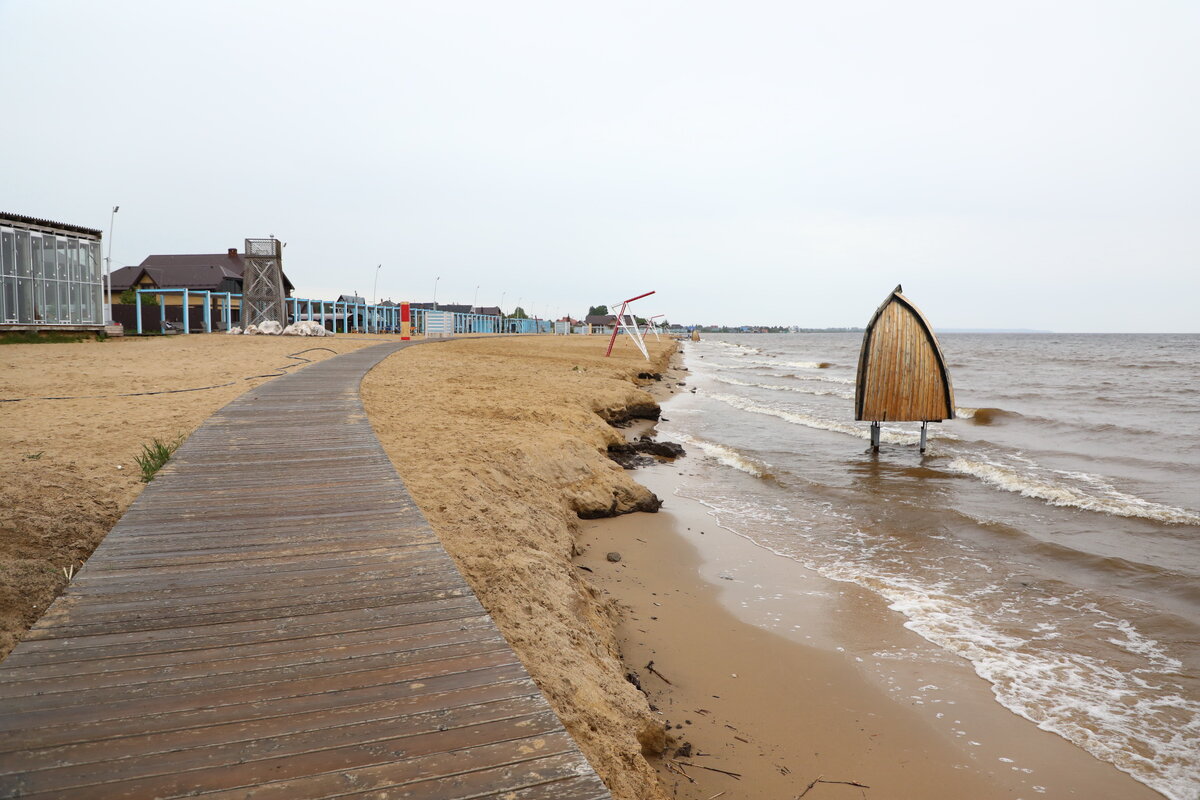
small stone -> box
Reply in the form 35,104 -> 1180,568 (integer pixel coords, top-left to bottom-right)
606,552 -> 622,563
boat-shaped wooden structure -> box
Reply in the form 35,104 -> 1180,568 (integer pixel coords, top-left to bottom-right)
855,285 -> 954,450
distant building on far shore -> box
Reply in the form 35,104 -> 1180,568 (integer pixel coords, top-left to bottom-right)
1,212 -> 104,331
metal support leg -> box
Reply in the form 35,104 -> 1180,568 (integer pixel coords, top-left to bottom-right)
920,421 -> 928,453
870,421 -> 881,452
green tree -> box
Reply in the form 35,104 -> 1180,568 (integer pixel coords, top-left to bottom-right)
586,305 -> 608,317
119,288 -> 158,306
511,306 -> 529,319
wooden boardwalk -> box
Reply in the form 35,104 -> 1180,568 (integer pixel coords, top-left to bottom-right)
0,342 -> 611,799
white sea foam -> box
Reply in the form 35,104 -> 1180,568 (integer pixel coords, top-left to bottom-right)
744,369 -> 859,383
675,433 -> 774,479
946,458 -> 1200,526
712,374 -> 854,400
709,393 -> 957,445
742,357 -> 831,369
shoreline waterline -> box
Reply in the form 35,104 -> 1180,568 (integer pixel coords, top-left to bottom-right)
642,333 -> 1198,798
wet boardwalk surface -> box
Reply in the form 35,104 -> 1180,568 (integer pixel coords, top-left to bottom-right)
0,342 -> 610,799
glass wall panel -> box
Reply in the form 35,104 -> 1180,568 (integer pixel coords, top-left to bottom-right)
42,236 -> 59,322
68,278 -> 80,323
53,236 -> 66,280
81,240 -> 96,323
71,238 -> 80,321
30,236 -> 43,280
1,230 -> 14,322
88,242 -> 103,323
56,239 -> 69,322
68,240 -> 79,283
29,236 -> 45,322
0,230 -> 11,277
16,230 -> 33,323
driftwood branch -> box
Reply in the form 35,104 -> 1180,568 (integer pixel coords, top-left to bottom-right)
797,775 -> 871,797
665,761 -> 695,783
645,660 -> 673,685
675,761 -> 741,779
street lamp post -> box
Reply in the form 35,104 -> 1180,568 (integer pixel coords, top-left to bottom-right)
104,205 -> 119,324
473,285 -> 479,312
433,276 -> 441,310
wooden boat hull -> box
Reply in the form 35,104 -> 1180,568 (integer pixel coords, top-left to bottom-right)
855,285 -> 955,422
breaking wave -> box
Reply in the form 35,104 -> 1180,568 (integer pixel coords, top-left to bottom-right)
742,358 -> 833,370
676,433 -> 775,479
708,393 -> 957,446
712,375 -> 854,400
956,406 -> 1020,425
946,458 -> 1200,526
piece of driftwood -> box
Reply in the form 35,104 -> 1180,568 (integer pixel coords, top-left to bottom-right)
646,660 -> 674,685
797,775 -> 872,797
676,761 -> 742,779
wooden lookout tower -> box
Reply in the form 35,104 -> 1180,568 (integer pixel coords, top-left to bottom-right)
855,285 -> 955,452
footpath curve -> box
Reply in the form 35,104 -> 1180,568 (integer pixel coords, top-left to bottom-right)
0,341 -> 611,799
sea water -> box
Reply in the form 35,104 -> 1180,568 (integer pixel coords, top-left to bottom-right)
657,333 -> 1200,799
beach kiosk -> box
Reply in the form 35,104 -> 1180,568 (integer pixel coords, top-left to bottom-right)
855,285 -> 955,453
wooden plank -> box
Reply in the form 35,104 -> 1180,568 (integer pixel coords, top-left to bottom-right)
6,596 -> 487,663
0,615 -> 498,684
0,671 -> 538,754
0,342 -> 610,799
12,706 -> 564,795
2,628 -> 508,699
10,687 -> 547,771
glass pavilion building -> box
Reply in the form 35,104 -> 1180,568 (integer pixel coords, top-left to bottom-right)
1,213 -> 104,328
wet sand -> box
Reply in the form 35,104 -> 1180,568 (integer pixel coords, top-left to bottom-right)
576,377 -> 1165,798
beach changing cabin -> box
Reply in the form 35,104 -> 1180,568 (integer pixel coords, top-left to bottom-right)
855,285 -> 955,452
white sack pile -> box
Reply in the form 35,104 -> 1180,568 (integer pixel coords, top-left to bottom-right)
230,320 -> 330,336
241,321 -> 284,335
282,320 -> 334,337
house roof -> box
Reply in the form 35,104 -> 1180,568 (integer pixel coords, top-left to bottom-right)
338,295 -> 366,304
473,306 -> 502,316
131,252 -> 295,293
585,314 -> 618,326
111,264 -> 245,293
1,212 -> 102,238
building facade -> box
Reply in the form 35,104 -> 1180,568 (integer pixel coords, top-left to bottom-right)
1,213 -> 104,328
108,248 -> 294,308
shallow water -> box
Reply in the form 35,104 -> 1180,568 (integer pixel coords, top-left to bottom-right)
659,333 -> 1200,799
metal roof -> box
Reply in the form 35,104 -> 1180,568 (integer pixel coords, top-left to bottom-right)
0,212 -> 103,237
110,264 -> 244,293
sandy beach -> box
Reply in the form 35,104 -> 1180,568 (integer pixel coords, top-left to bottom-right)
0,332 -> 408,659
0,332 -> 1175,799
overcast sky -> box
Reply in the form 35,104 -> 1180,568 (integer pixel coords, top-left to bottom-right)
3,1 -> 1196,331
